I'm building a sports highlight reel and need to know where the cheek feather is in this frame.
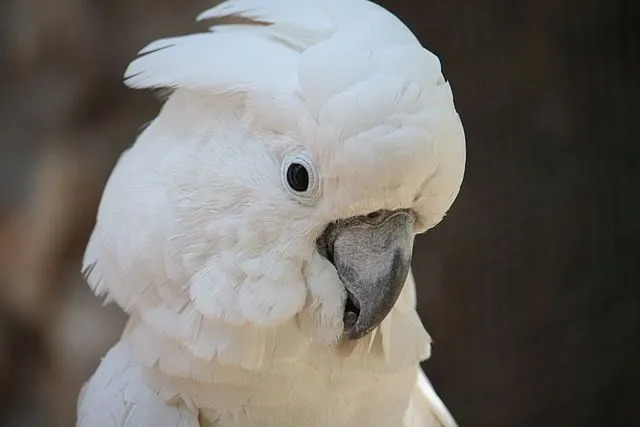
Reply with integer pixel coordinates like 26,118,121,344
298,251,347,345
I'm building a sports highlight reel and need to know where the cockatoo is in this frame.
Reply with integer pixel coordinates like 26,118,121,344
77,0,465,426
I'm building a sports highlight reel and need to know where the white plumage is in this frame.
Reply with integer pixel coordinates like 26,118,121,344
77,0,465,426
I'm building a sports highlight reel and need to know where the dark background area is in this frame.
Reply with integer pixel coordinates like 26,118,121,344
1,0,638,426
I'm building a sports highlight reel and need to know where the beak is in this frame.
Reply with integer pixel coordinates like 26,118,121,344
317,210,415,340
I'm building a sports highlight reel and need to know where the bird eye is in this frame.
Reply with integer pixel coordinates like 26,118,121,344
287,163,310,192
281,150,320,203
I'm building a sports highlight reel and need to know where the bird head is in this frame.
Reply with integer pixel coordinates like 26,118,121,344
84,0,465,363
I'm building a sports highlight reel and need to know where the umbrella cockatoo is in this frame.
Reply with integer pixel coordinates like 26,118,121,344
77,0,465,426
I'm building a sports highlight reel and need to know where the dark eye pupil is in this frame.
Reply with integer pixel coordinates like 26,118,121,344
287,163,309,192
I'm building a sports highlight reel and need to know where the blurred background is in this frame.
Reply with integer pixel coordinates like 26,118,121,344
0,0,637,426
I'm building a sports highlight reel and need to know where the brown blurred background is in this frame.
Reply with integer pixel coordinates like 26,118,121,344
0,0,638,426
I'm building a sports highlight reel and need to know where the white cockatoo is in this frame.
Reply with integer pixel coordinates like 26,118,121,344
77,0,465,426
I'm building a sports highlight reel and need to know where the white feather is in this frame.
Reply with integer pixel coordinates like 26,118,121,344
404,369,459,427
77,341,200,427
125,32,298,93
198,0,335,37
79,0,466,425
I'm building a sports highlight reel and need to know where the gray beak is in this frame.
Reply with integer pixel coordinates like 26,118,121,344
317,210,415,340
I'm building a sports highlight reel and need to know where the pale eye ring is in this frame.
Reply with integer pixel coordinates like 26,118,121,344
281,150,320,203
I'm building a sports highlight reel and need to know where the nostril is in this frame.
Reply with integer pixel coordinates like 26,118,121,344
366,211,382,220
363,210,391,225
